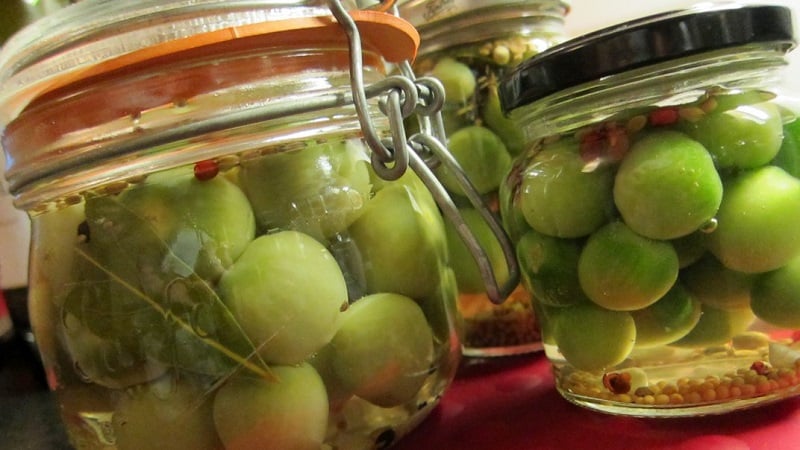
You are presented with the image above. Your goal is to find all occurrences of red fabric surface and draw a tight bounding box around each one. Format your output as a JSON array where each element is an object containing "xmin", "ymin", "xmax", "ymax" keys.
[{"xmin": 395, "ymin": 354, "xmax": 800, "ymax": 450}]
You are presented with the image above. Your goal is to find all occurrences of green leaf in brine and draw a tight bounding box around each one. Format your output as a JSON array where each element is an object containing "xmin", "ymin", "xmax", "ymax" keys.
[{"xmin": 75, "ymin": 193, "xmax": 273, "ymax": 381}]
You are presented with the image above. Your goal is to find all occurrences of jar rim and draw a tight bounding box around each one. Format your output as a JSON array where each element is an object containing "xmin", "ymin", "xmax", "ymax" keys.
[
  {"xmin": 0, "ymin": 0, "xmax": 419, "ymax": 122},
  {"xmin": 499, "ymin": 2, "xmax": 796, "ymax": 113},
  {"xmin": 397, "ymin": 0, "xmax": 570, "ymax": 27}
]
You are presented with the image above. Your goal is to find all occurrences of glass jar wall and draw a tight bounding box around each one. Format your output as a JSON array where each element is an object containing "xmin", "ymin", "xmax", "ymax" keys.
[
  {"xmin": 0, "ymin": 1, "xmax": 461, "ymax": 448},
  {"xmin": 399, "ymin": 0, "xmax": 568, "ymax": 357},
  {"xmin": 499, "ymin": 3, "xmax": 800, "ymax": 416}
]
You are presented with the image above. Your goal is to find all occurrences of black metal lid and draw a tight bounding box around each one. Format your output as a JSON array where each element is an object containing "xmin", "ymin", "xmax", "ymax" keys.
[{"xmin": 499, "ymin": 3, "xmax": 796, "ymax": 113}]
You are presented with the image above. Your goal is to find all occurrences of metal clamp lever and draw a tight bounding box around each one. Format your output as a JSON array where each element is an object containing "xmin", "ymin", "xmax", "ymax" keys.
[{"xmin": 328, "ymin": 0, "xmax": 520, "ymax": 304}]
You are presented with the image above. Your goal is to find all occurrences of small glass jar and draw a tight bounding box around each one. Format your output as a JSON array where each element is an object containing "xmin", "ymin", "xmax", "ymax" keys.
[
  {"xmin": 399, "ymin": 0, "xmax": 568, "ymax": 358},
  {"xmin": 499, "ymin": 3, "xmax": 800, "ymax": 416},
  {"xmin": 0, "ymin": 1, "xmax": 463, "ymax": 448}
]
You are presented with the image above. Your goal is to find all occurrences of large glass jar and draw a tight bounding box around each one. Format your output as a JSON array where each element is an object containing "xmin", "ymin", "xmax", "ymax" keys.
[
  {"xmin": 499, "ymin": 3, "xmax": 800, "ymax": 416},
  {"xmin": 399, "ymin": 0, "xmax": 568, "ymax": 358},
  {"xmin": 0, "ymin": 1, "xmax": 463, "ymax": 448}
]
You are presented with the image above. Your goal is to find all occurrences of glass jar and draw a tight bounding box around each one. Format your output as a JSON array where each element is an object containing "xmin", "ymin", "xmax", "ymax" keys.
[
  {"xmin": 0, "ymin": 1, "xmax": 464, "ymax": 448},
  {"xmin": 499, "ymin": 3, "xmax": 800, "ymax": 416},
  {"xmin": 398, "ymin": 0, "xmax": 568, "ymax": 358}
]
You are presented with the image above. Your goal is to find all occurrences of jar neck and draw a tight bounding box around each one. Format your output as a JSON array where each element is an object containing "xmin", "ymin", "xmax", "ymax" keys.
[
  {"xmin": 410, "ymin": 0, "xmax": 567, "ymax": 55},
  {"xmin": 511, "ymin": 43, "xmax": 793, "ymax": 139},
  {"xmin": 3, "ymin": 45, "xmax": 386, "ymax": 211}
]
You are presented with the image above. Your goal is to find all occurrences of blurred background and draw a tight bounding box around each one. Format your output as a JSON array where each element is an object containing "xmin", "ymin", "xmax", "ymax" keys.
[{"xmin": 565, "ymin": 0, "xmax": 800, "ymax": 91}]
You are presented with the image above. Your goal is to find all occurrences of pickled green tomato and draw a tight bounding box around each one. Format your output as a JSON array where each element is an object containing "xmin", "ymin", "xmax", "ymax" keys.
[
  {"xmin": 516, "ymin": 229, "xmax": 588, "ymax": 307},
  {"xmin": 553, "ymin": 303, "xmax": 636, "ymax": 371},
  {"xmin": 751, "ymin": 255, "xmax": 800, "ymax": 328},
  {"xmin": 682, "ymin": 254, "xmax": 755, "ymax": 310},
  {"xmin": 671, "ymin": 304, "xmax": 755, "ymax": 348},
  {"xmin": 239, "ymin": 140, "xmax": 371, "ymax": 242},
  {"xmin": 708, "ymin": 166, "xmax": 800, "ymax": 273},
  {"xmin": 498, "ymin": 160, "xmax": 533, "ymax": 243},
  {"xmin": 213, "ymin": 364, "xmax": 328, "ymax": 450},
  {"xmin": 330, "ymin": 293, "xmax": 434, "ymax": 407},
  {"xmin": 348, "ymin": 182, "xmax": 447, "ymax": 299},
  {"xmin": 613, "ymin": 130, "xmax": 723, "ymax": 240},
  {"xmin": 772, "ymin": 118, "xmax": 800, "ymax": 178},
  {"xmin": 481, "ymin": 86, "xmax": 525, "ymax": 156},
  {"xmin": 630, "ymin": 283, "xmax": 702, "ymax": 347},
  {"xmin": 430, "ymin": 57, "xmax": 476, "ymax": 105},
  {"xmin": 578, "ymin": 221, "xmax": 679, "ymax": 311},
  {"xmin": 171, "ymin": 175, "xmax": 256, "ymax": 281},
  {"xmin": 218, "ymin": 230, "xmax": 347, "ymax": 365},
  {"xmin": 518, "ymin": 137, "xmax": 615, "ymax": 238},
  {"xmin": 112, "ymin": 377, "xmax": 221, "ymax": 450},
  {"xmin": 84, "ymin": 170, "xmax": 255, "ymax": 282},
  {"xmin": 671, "ymin": 231, "xmax": 707, "ymax": 268},
  {"xmin": 444, "ymin": 207, "xmax": 508, "ymax": 293},
  {"xmin": 435, "ymin": 125, "xmax": 512, "ymax": 196},
  {"xmin": 62, "ymin": 309, "xmax": 166, "ymax": 389},
  {"xmin": 682, "ymin": 100, "xmax": 783, "ymax": 169}
]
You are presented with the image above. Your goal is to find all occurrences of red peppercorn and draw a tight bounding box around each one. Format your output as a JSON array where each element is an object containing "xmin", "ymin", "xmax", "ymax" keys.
[
  {"xmin": 194, "ymin": 159, "xmax": 219, "ymax": 181},
  {"xmin": 578, "ymin": 123, "xmax": 630, "ymax": 168},
  {"xmin": 603, "ymin": 372, "xmax": 632, "ymax": 394},
  {"xmin": 648, "ymin": 107, "xmax": 679, "ymax": 126},
  {"xmin": 750, "ymin": 360, "xmax": 771, "ymax": 376}
]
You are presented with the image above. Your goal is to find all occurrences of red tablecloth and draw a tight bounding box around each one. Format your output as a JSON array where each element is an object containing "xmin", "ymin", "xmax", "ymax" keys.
[{"xmin": 394, "ymin": 354, "xmax": 800, "ymax": 450}]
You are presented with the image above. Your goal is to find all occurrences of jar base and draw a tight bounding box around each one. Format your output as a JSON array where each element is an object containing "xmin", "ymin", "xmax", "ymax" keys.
[
  {"xmin": 558, "ymin": 385, "xmax": 800, "ymax": 418},
  {"xmin": 548, "ymin": 339, "xmax": 800, "ymax": 418}
]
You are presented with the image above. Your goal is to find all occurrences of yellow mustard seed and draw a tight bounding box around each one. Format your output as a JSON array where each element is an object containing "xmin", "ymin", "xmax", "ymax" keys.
[
  {"xmin": 685, "ymin": 391, "xmax": 703, "ymax": 404},
  {"xmin": 492, "ymin": 45, "xmax": 512, "ymax": 65},
  {"xmin": 655, "ymin": 394, "xmax": 671, "ymax": 405},
  {"xmin": 625, "ymin": 115, "xmax": 647, "ymax": 133},
  {"xmin": 716, "ymin": 384, "xmax": 730, "ymax": 400}
]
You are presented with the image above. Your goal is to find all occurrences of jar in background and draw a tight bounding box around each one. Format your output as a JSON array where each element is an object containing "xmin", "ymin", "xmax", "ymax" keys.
[
  {"xmin": 499, "ymin": 3, "xmax": 800, "ymax": 416},
  {"xmin": 399, "ymin": 0, "xmax": 569, "ymax": 358},
  {"xmin": 0, "ymin": 1, "xmax": 462, "ymax": 448}
]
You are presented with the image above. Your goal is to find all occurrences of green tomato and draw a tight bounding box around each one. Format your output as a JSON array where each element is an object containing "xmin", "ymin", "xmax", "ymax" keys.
[
  {"xmin": 751, "ymin": 254, "xmax": 800, "ymax": 328},
  {"xmin": 481, "ymin": 86, "xmax": 525, "ymax": 155},
  {"xmin": 435, "ymin": 125, "xmax": 512, "ymax": 196},
  {"xmin": 239, "ymin": 140, "xmax": 371, "ymax": 242},
  {"xmin": 671, "ymin": 304, "xmax": 754, "ymax": 348},
  {"xmin": 84, "ymin": 169, "xmax": 255, "ymax": 282},
  {"xmin": 682, "ymin": 99, "xmax": 784, "ymax": 169},
  {"xmin": 112, "ymin": 376, "xmax": 221, "ymax": 450},
  {"xmin": 61, "ymin": 309, "xmax": 167, "ymax": 390},
  {"xmin": 330, "ymin": 293, "xmax": 434, "ymax": 407},
  {"xmin": 518, "ymin": 137, "xmax": 615, "ymax": 238},
  {"xmin": 516, "ymin": 229, "xmax": 588, "ymax": 307},
  {"xmin": 578, "ymin": 221, "xmax": 679, "ymax": 311},
  {"xmin": 682, "ymin": 254, "xmax": 755, "ymax": 310},
  {"xmin": 553, "ymin": 303, "xmax": 636, "ymax": 371},
  {"xmin": 631, "ymin": 283, "xmax": 702, "ymax": 347},
  {"xmin": 170, "ymin": 175, "xmax": 256, "ymax": 281},
  {"xmin": 213, "ymin": 364, "xmax": 328, "ymax": 450},
  {"xmin": 430, "ymin": 57, "xmax": 476, "ymax": 105},
  {"xmin": 444, "ymin": 207, "xmax": 509, "ymax": 293},
  {"xmin": 348, "ymin": 182, "xmax": 447, "ymax": 299},
  {"xmin": 708, "ymin": 165, "xmax": 800, "ymax": 273},
  {"xmin": 614, "ymin": 130, "xmax": 723, "ymax": 240},
  {"xmin": 218, "ymin": 230, "xmax": 347, "ymax": 365},
  {"xmin": 772, "ymin": 117, "xmax": 800, "ymax": 178}
]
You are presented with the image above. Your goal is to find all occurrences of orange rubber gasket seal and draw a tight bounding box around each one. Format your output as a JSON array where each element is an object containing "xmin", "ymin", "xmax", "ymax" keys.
[{"xmin": 10, "ymin": 10, "xmax": 419, "ymax": 115}]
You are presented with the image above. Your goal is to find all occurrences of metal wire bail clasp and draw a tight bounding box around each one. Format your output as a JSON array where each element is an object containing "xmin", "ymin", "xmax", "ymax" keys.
[{"xmin": 327, "ymin": 0, "xmax": 520, "ymax": 304}]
